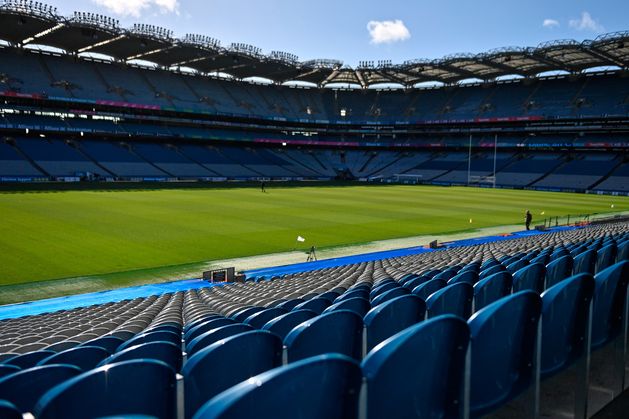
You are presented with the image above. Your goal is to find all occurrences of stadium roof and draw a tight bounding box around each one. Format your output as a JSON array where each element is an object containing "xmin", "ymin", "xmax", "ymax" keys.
[{"xmin": 0, "ymin": 0, "xmax": 628, "ymax": 87}]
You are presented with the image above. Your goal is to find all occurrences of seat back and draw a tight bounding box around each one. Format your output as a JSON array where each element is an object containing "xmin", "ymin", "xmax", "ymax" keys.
[
  {"xmin": 192, "ymin": 354, "xmax": 361, "ymax": 419},
  {"xmin": 33, "ymin": 360, "xmax": 177, "ymax": 419},
  {"xmin": 261, "ymin": 309, "xmax": 318, "ymax": 341},
  {"xmin": 425, "ymin": 283, "xmax": 473, "ymax": 319},
  {"xmin": 370, "ymin": 287, "xmax": 409, "ymax": 308},
  {"xmin": 4, "ymin": 350, "xmax": 55, "ymax": 369},
  {"xmin": 186, "ymin": 324, "xmax": 253, "ymax": 356},
  {"xmin": 545, "ymin": 255, "xmax": 574, "ymax": 289},
  {"xmin": 182, "ymin": 330, "xmax": 282, "ymax": 419},
  {"xmin": 37, "ymin": 346, "xmax": 109, "ymax": 371},
  {"xmin": 0, "ymin": 400, "xmax": 20, "ymax": 419},
  {"xmin": 244, "ymin": 307, "xmax": 288, "ymax": 329},
  {"xmin": 411, "ymin": 278, "xmax": 446, "ymax": 301},
  {"xmin": 80, "ymin": 336, "xmax": 125, "ymax": 354},
  {"xmin": 117, "ymin": 330, "xmax": 181, "ymax": 352},
  {"xmin": 473, "ymin": 271, "xmax": 512, "ymax": 312},
  {"xmin": 184, "ymin": 317, "xmax": 235, "ymax": 343},
  {"xmin": 284, "ymin": 310, "xmax": 363, "ymax": 363},
  {"xmin": 0, "ymin": 364, "xmax": 82, "ymax": 414},
  {"xmin": 573, "ymin": 249, "xmax": 596, "ymax": 275},
  {"xmin": 591, "ymin": 261, "xmax": 629, "ymax": 349},
  {"xmin": 468, "ymin": 291, "xmax": 542, "ymax": 417},
  {"xmin": 596, "ymin": 244, "xmax": 617, "ymax": 273},
  {"xmin": 99, "ymin": 341, "xmax": 183, "ymax": 372},
  {"xmin": 447, "ymin": 270, "xmax": 478, "ymax": 285},
  {"xmin": 363, "ymin": 295, "xmax": 426, "ymax": 353},
  {"xmin": 292, "ymin": 297, "xmax": 332, "ymax": 314},
  {"xmin": 540, "ymin": 274, "xmax": 594, "ymax": 377},
  {"xmin": 361, "ymin": 315, "xmax": 469, "ymax": 419},
  {"xmin": 232, "ymin": 307, "xmax": 265, "ymax": 322},
  {"xmin": 512, "ymin": 263, "xmax": 545, "ymax": 294},
  {"xmin": 322, "ymin": 297, "xmax": 371, "ymax": 318}
]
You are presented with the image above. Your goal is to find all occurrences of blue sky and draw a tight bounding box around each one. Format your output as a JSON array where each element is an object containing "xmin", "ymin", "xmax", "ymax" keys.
[{"xmin": 47, "ymin": 0, "xmax": 628, "ymax": 66}]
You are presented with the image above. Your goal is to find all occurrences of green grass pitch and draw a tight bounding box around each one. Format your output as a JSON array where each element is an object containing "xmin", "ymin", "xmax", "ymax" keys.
[{"xmin": 0, "ymin": 185, "xmax": 627, "ymax": 299}]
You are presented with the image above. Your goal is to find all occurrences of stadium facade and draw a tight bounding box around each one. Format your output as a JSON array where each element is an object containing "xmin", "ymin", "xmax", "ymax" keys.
[{"xmin": 0, "ymin": 0, "xmax": 627, "ymax": 194}]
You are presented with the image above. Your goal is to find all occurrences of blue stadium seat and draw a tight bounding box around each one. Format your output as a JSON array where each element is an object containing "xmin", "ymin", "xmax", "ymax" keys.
[
  {"xmin": 369, "ymin": 287, "xmax": 409, "ymax": 308},
  {"xmin": 447, "ymin": 269, "xmax": 478, "ymax": 285},
  {"xmin": 243, "ymin": 307, "xmax": 288, "ymax": 329},
  {"xmin": 33, "ymin": 360, "xmax": 177, "ymax": 419},
  {"xmin": 617, "ymin": 240, "xmax": 628, "ymax": 262},
  {"xmin": 318, "ymin": 291, "xmax": 341, "ymax": 302},
  {"xmin": 99, "ymin": 341, "xmax": 183, "ymax": 372},
  {"xmin": 596, "ymin": 244, "xmax": 617, "ymax": 273},
  {"xmin": 184, "ymin": 317, "xmax": 236, "ymax": 343},
  {"xmin": 192, "ymin": 354, "xmax": 361, "ymax": 419},
  {"xmin": 37, "ymin": 346, "xmax": 110, "ymax": 371},
  {"xmin": 432, "ymin": 269, "xmax": 458, "ymax": 282},
  {"xmin": 80, "ymin": 336, "xmax": 125, "ymax": 354},
  {"xmin": 284, "ymin": 310, "xmax": 363, "ymax": 363},
  {"xmin": 506, "ymin": 259, "xmax": 528, "ymax": 274},
  {"xmin": 512, "ymin": 262, "xmax": 546, "ymax": 294},
  {"xmin": 540, "ymin": 273, "xmax": 594, "ymax": 377},
  {"xmin": 117, "ymin": 330, "xmax": 181, "ymax": 352},
  {"xmin": 261, "ymin": 309, "xmax": 318, "ymax": 340},
  {"xmin": 322, "ymin": 297, "xmax": 370, "ymax": 318},
  {"xmin": 276, "ymin": 298, "xmax": 305, "ymax": 310},
  {"xmin": 369, "ymin": 282, "xmax": 398, "ymax": 301},
  {"xmin": 545, "ymin": 255, "xmax": 574, "ymax": 289},
  {"xmin": 591, "ymin": 261, "xmax": 629, "ymax": 349},
  {"xmin": 573, "ymin": 249, "xmax": 596, "ymax": 275},
  {"xmin": 0, "ymin": 400, "xmax": 20, "ymax": 419},
  {"xmin": 232, "ymin": 307, "xmax": 265, "ymax": 323},
  {"xmin": 363, "ymin": 294, "xmax": 426, "ymax": 353},
  {"xmin": 3, "ymin": 350, "xmax": 55, "ymax": 369},
  {"xmin": 473, "ymin": 271, "xmax": 512, "ymax": 312},
  {"xmin": 334, "ymin": 288, "xmax": 368, "ymax": 303},
  {"xmin": 361, "ymin": 315, "xmax": 469, "ymax": 419},
  {"xmin": 292, "ymin": 297, "xmax": 331, "ymax": 314},
  {"xmin": 411, "ymin": 278, "xmax": 446, "ymax": 300},
  {"xmin": 0, "ymin": 364, "xmax": 82, "ymax": 414},
  {"xmin": 468, "ymin": 291, "xmax": 542, "ymax": 417},
  {"xmin": 184, "ymin": 315, "xmax": 222, "ymax": 334},
  {"xmin": 479, "ymin": 264, "xmax": 505, "ymax": 280},
  {"xmin": 402, "ymin": 275, "xmax": 430, "ymax": 290},
  {"xmin": 425, "ymin": 282, "xmax": 473, "ymax": 319},
  {"xmin": 0, "ymin": 364, "xmax": 20, "ymax": 379},
  {"xmin": 186, "ymin": 324, "xmax": 253, "ymax": 356},
  {"xmin": 182, "ymin": 330, "xmax": 283, "ymax": 419}
]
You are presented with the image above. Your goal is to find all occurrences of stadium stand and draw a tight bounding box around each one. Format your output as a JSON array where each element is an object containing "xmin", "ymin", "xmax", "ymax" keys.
[{"xmin": 0, "ymin": 221, "xmax": 628, "ymax": 417}]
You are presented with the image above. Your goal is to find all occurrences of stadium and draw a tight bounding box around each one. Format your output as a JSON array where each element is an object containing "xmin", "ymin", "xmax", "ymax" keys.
[{"xmin": 0, "ymin": 0, "xmax": 628, "ymax": 417}]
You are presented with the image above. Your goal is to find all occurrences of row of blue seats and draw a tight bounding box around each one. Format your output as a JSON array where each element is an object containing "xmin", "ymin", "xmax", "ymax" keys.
[{"xmin": 0, "ymin": 259, "xmax": 627, "ymax": 418}]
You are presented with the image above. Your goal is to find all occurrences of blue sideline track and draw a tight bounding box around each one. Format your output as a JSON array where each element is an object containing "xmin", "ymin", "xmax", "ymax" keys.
[{"xmin": 0, "ymin": 226, "xmax": 576, "ymax": 320}]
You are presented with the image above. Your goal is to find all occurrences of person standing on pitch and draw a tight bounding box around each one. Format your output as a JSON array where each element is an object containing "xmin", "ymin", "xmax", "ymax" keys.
[
  {"xmin": 261, "ymin": 180, "xmax": 266, "ymax": 193},
  {"xmin": 525, "ymin": 210, "xmax": 533, "ymax": 231}
]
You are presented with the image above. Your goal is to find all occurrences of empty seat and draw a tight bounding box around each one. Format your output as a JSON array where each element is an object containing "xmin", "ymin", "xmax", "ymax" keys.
[
  {"xmin": 573, "ymin": 249, "xmax": 596, "ymax": 275},
  {"xmin": 361, "ymin": 315, "xmax": 470, "ymax": 419},
  {"xmin": 292, "ymin": 297, "xmax": 332, "ymax": 314},
  {"xmin": 0, "ymin": 364, "xmax": 82, "ymax": 414},
  {"xmin": 591, "ymin": 261, "xmax": 629, "ymax": 349},
  {"xmin": 425, "ymin": 283, "xmax": 473, "ymax": 319},
  {"xmin": 186, "ymin": 324, "xmax": 253, "ymax": 356},
  {"xmin": 284, "ymin": 310, "xmax": 363, "ymax": 363},
  {"xmin": 261, "ymin": 309, "xmax": 318, "ymax": 341},
  {"xmin": 117, "ymin": 330, "xmax": 181, "ymax": 352},
  {"xmin": 0, "ymin": 400, "xmax": 20, "ymax": 419},
  {"xmin": 80, "ymin": 336, "xmax": 125, "ymax": 354},
  {"xmin": 184, "ymin": 318, "xmax": 236, "ymax": 343},
  {"xmin": 3, "ymin": 350, "xmax": 55, "ymax": 369},
  {"xmin": 0, "ymin": 364, "xmax": 20, "ymax": 379},
  {"xmin": 468, "ymin": 291, "xmax": 542, "ymax": 417},
  {"xmin": 596, "ymin": 244, "xmax": 617, "ymax": 273},
  {"xmin": 243, "ymin": 307, "xmax": 288, "ymax": 329},
  {"xmin": 99, "ymin": 341, "xmax": 183, "ymax": 372},
  {"xmin": 447, "ymin": 269, "xmax": 478, "ymax": 285},
  {"xmin": 192, "ymin": 354, "xmax": 361, "ymax": 419},
  {"xmin": 363, "ymin": 295, "xmax": 426, "ymax": 353},
  {"xmin": 545, "ymin": 255, "xmax": 574, "ymax": 289},
  {"xmin": 473, "ymin": 271, "xmax": 512, "ymax": 312},
  {"xmin": 411, "ymin": 278, "xmax": 446, "ymax": 300},
  {"xmin": 232, "ymin": 307, "xmax": 265, "ymax": 323},
  {"xmin": 370, "ymin": 287, "xmax": 409, "ymax": 308},
  {"xmin": 182, "ymin": 330, "xmax": 282, "ymax": 419},
  {"xmin": 512, "ymin": 263, "xmax": 545, "ymax": 294},
  {"xmin": 322, "ymin": 297, "xmax": 371, "ymax": 318},
  {"xmin": 33, "ymin": 360, "xmax": 177, "ymax": 419},
  {"xmin": 37, "ymin": 346, "xmax": 109, "ymax": 371}
]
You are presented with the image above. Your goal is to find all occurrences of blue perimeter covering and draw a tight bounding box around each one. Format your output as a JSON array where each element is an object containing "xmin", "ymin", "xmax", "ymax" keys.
[{"xmin": 0, "ymin": 226, "xmax": 578, "ymax": 320}]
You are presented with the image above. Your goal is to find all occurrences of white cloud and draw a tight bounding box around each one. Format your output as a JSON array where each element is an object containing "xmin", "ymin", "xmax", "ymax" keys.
[
  {"xmin": 367, "ymin": 20, "xmax": 411, "ymax": 45},
  {"xmin": 569, "ymin": 12, "xmax": 604, "ymax": 32},
  {"xmin": 91, "ymin": 0, "xmax": 179, "ymax": 18},
  {"xmin": 542, "ymin": 19, "xmax": 559, "ymax": 28}
]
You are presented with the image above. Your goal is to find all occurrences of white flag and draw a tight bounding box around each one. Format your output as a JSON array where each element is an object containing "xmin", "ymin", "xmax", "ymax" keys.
[{"xmin": 297, "ymin": 236, "xmax": 305, "ymax": 242}]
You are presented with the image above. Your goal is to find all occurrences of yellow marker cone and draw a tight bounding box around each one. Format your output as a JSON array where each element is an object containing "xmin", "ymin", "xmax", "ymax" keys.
[
  {"xmin": 541, "ymin": 211, "xmax": 545, "ymax": 215},
  {"xmin": 611, "ymin": 204, "xmax": 615, "ymax": 208},
  {"xmin": 469, "ymin": 218, "xmax": 473, "ymax": 223}
]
